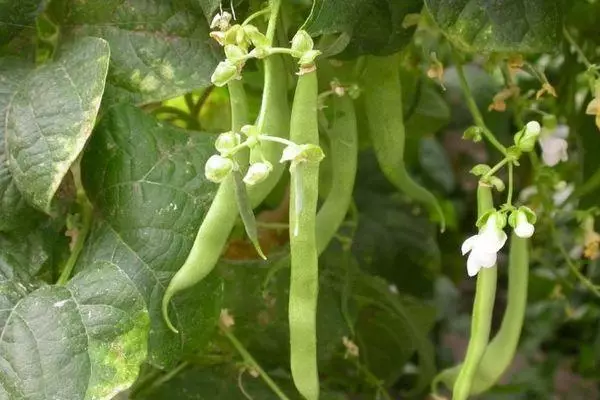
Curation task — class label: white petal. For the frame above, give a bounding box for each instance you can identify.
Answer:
[478,224,507,253]
[554,125,569,139]
[540,137,568,166]
[526,121,541,135]
[466,252,482,277]
[461,235,479,255]
[474,248,498,268]
[515,222,534,238]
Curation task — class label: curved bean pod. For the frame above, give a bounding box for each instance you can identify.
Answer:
[362,54,445,231]
[161,1,289,332]
[288,67,321,400]
[433,233,528,396]
[162,80,248,333]
[315,93,358,254]
[451,184,498,400]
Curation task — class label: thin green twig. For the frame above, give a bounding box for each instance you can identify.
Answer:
[451,49,507,156]
[221,326,291,400]
[563,27,597,73]
[507,162,514,206]
[57,161,93,285]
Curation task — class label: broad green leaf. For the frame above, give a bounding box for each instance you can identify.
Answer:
[52,0,221,104]
[0,57,41,230]
[353,272,437,389]
[217,253,351,370]
[0,220,67,278]
[4,37,109,212]
[304,0,423,57]
[352,156,441,298]
[419,136,455,194]
[0,0,45,46]
[424,0,562,53]
[78,104,223,368]
[0,252,148,399]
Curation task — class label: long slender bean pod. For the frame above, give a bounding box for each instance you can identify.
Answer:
[249,0,290,206]
[288,67,321,400]
[433,233,528,396]
[161,0,289,332]
[362,54,445,231]
[452,184,498,400]
[315,94,358,254]
[162,80,248,333]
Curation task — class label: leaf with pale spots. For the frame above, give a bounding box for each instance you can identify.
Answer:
[0,244,149,399]
[50,0,222,104]
[424,0,562,53]
[0,58,41,231]
[3,37,109,213]
[77,104,223,368]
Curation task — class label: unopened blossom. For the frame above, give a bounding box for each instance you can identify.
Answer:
[461,213,507,277]
[513,210,535,238]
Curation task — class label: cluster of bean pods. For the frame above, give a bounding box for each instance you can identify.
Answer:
[160,2,525,399]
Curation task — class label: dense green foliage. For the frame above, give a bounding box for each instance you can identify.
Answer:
[1,1,599,399]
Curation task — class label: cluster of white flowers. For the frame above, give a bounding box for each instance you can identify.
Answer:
[461,208,534,277]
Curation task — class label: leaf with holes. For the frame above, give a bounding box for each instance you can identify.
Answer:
[50,0,222,104]
[0,249,149,399]
[424,0,562,53]
[3,37,109,213]
[77,104,223,368]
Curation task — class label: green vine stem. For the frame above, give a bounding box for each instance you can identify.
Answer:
[221,326,291,400]
[451,49,508,156]
[57,160,93,285]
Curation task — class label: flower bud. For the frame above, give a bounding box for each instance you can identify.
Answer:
[463,126,483,142]
[224,44,247,63]
[215,132,240,153]
[210,11,232,31]
[205,155,234,183]
[243,162,272,185]
[291,30,314,56]
[211,60,238,87]
[243,25,269,48]
[514,120,541,152]
[509,208,535,238]
[280,144,325,164]
[299,49,321,66]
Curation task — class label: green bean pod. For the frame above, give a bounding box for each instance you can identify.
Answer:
[452,184,498,400]
[161,1,289,332]
[315,93,358,254]
[162,80,248,333]
[362,54,445,231]
[288,67,320,400]
[433,233,528,396]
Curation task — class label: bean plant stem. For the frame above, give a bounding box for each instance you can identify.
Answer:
[242,7,271,26]
[57,161,93,285]
[483,158,509,180]
[563,27,598,74]
[265,0,281,45]
[451,50,507,156]
[507,162,514,206]
[221,327,291,400]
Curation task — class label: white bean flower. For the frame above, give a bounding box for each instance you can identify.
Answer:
[461,213,507,277]
[512,209,535,238]
[539,124,569,167]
